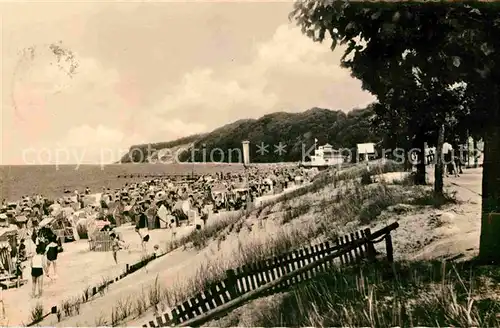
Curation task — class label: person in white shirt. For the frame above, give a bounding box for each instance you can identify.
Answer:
[442,142,452,154]
[442,142,455,176]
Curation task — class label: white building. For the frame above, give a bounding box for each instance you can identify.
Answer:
[357,143,376,161]
[309,143,344,166]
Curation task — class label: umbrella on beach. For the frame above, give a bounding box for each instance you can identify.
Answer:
[39,216,55,227]
[94,220,110,230]
[49,203,62,214]
[16,215,28,223]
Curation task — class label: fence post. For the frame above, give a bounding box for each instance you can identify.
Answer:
[225,269,239,299]
[126,264,130,273]
[364,228,377,262]
[385,233,394,262]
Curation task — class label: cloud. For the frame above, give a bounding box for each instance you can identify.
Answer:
[3,22,375,165]
[64,124,131,149]
[154,24,374,125]
[18,124,138,166]
[154,68,279,123]
[20,117,209,165]
[129,115,208,143]
[149,119,207,139]
[10,48,123,141]
[253,24,350,79]
[4,46,211,164]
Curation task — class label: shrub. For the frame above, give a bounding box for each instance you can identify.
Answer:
[94,313,108,326]
[412,189,459,208]
[360,170,373,185]
[392,172,416,186]
[111,297,133,326]
[148,275,162,313]
[30,303,44,323]
[168,211,245,251]
[282,201,312,224]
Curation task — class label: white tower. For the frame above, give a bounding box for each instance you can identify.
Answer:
[242,140,250,165]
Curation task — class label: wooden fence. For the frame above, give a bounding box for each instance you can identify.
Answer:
[142,221,399,327]
[88,231,113,252]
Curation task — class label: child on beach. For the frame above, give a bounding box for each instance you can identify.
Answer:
[110,232,125,264]
[135,225,150,253]
[45,237,58,279]
[31,245,46,298]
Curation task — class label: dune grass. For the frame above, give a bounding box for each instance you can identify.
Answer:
[246,260,500,327]
[167,210,251,251]
[98,161,467,326]
[281,200,312,224]
[106,225,321,326]
[29,302,44,324]
[319,177,457,229]
[108,161,429,324]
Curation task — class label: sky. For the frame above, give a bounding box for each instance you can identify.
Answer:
[0,1,375,165]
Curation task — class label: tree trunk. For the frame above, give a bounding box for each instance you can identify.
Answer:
[479,92,500,264]
[414,132,426,185]
[434,124,445,197]
[473,138,479,168]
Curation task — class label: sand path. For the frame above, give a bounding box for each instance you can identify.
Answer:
[371,167,482,262]
[412,167,482,261]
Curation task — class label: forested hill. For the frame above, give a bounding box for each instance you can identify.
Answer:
[119,105,382,163]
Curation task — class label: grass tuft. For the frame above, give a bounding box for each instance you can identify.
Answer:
[282,200,311,224]
[111,297,133,326]
[249,261,500,327]
[30,303,44,324]
[148,275,163,314]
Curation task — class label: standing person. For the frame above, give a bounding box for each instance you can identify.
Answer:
[18,239,26,261]
[30,245,46,298]
[457,144,465,174]
[0,283,4,319]
[442,141,454,177]
[45,237,58,279]
[145,200,157,230]
[454,154,462,177]
[135,204,150,253]
[135,226,149,251]
[110,232,124,264]
[15,243,24,288]
[451,139,462,176]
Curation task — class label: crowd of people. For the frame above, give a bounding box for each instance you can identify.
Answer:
[0,165,315,298]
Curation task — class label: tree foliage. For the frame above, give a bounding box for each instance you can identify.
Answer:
[179,106,382,163]
[290,1,496,134]
[122,106,382,164]
[291,0,500,262]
